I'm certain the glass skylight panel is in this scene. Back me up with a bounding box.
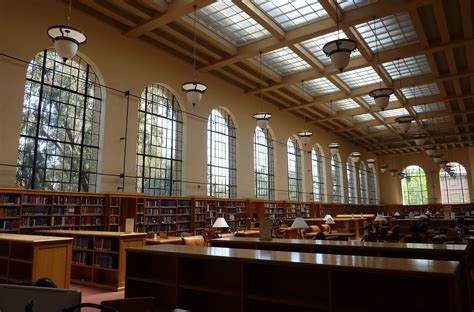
[195,1,271,46]
[253,0,328,30]
[413,102,446,113]
[351,113,375,123]
[367,125,386,132]
[337,66,380,88]
[423,116,451,124]
[378,108,409,118]
[383,55,431,79]
[361,94,396,106]
[337,0,370,11]
[260,47,311,75]
[303,77,339,96]
[327,98,360,112]
[355,12,418,52]
[301,30,361,65]
[402,83,440,98]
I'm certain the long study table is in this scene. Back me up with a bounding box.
[125,244,461,312]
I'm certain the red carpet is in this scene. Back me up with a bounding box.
[70,283,124,311]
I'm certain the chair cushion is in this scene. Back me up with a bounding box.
[320,224,330,232]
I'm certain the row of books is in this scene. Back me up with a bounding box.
[55,196,81,205]
[1,220,19,230]
[53,216,79,226]
[73,237,91,249]
[95,238,118,251]
[53,206,79,215]
[0,207,19,218]
[20,217,50,227]
[94,254,116,269]
[0,195,20,205]
[22,206,50,215]
[109,216,119,225]
[81,207,103,215]
[81,216,103,226]
[22,195,51,204]
[73,251,90,265]
[83,198,104,205]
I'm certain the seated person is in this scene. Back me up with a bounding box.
[400,225,432,243]
[361,223,380,242]
[314,231,326,240]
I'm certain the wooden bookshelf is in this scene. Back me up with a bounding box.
[37,230,146,291]
[0,233,72,288]
[125,245,461,312]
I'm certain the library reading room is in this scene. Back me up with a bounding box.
[1,0,474,311]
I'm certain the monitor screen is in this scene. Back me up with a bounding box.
[0,283,81,312]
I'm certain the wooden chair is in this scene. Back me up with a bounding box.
[182,235,206,246]
[101,297,155,312]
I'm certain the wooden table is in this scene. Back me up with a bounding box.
[304,217,366,239]
[146,236,183,245]
[125,244,461,312]
[234,230,259,237]
[0,233,73,288]
[304,231,354,240]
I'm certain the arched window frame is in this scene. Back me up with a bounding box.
[253,127,275,199]
[287,137,302,201]
[136,84,183,196]
[17,49,103,192]
[439,162,470,204]
[311,145,326,202]
[359,162,369,204]
[368,167,379,204]
[401,165,428,205]
[207,107,237,198]
[331,152,344,203]
[346,157,357,204]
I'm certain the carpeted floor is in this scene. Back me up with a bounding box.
[70,283,124,311]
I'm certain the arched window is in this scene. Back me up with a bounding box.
[331,153,343,203]
[17,50,103,192]
[207,108,236,198]
[254,127,274,199]
[368,168,378,204]
[136,84,183,196]
[346,158,357,204]
[401,165,428,205]
[311,146,325,202]
[359,162,368,204]
[287,137,302,200]
[439,162,470,204]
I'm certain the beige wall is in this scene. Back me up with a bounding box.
[0,0,379,201]
[378,148,474,204]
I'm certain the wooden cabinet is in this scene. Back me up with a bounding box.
[37,230,145,291]
[125,245,461,312]
[0,233,72,288]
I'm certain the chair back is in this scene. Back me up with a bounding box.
[182,235,206,246]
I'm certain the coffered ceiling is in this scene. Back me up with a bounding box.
[70,0,474,155]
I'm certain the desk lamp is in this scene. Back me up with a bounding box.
[325,217,335,233]
[374,214,386,223]
[290,217,309,239]
[323,214,333,221]
[212,217,229,237]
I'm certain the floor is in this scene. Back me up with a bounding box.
[70,283,124,311]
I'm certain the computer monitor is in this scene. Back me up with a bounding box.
[0,283,81,312]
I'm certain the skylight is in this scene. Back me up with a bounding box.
[327,98,360,112]
[337,0,371,11]
[402,83,440,98]
[303,77,339,96]
[351,113,375,123]
[367,125,386,132]
[383,55,431,79]
[423,116,451,124]
[252,0,328,30]
[413,102,446,113]
[355,12,418,52]
[195,1,271,46]
[301,30,361,65]
[260,47,311,75]
[337,66,380,88]
[378,108,410,118]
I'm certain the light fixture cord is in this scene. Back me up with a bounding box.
[67,0,72,26]
[259,51,263,108]
[301,80,304,104]
[335,0,340,39]
[373,16,382,89]
[193,5,197,83]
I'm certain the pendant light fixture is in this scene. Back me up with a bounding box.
[328,143,340,155]
[368,17,393,110]
[379,164,388,173]
[253,51,272,130]
[297,80,312,145]
[322,0,357,72]
[47,0,86,61]
[412,132,427,146]
[351,152,361,163]
[431,153,442,163]
[395,115,415,133]
[367,159,376,169]
[182,5,207,107]
[390,169,398,177]
[423,144,436,156]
